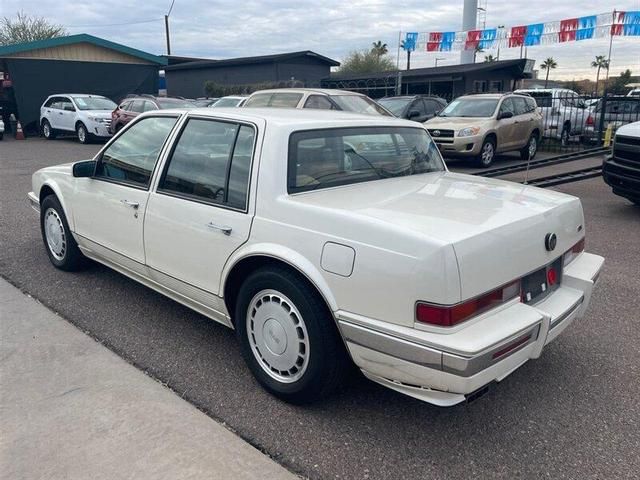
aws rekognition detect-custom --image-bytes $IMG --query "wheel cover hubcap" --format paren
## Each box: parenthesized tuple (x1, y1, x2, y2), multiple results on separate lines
(247, 289, 310, 383)
(44, 208, 66, 260)
(43, 123, 50, 136)
(78, 127, 86, 142)
(482, 143, 494, 163)
(529, 137, 537, 157)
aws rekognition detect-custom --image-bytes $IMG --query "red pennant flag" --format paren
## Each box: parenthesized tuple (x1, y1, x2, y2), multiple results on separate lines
(466, 30, 482, 41)
(559, 30, 576, 42)
(429, 32, 443, 42)
(611, 23, 624, 36)
(560, 18, 578, 32)
(427, 42, 440, 51)
(509, 26, 526, 47)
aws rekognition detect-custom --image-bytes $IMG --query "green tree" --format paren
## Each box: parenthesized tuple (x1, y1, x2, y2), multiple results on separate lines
(484, 54, 497, 63)
(608, 69, 636, 95)
(338, 49, 395, 75)
(0, 11, 67, 45)
(540, 57, 558, 88)
(371, 40, 388, 57)
(591, 55, 610, 95)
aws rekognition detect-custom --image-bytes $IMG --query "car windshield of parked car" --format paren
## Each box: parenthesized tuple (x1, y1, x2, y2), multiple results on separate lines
(439, 98, 498, 118)
(156, 99, 196, 109)
(331, 95, 392, 116)
(288, 127, 444, 193)
(377, 98, 411, 116)
(212, 97, 242, 107)
(72, 96, 117, 111)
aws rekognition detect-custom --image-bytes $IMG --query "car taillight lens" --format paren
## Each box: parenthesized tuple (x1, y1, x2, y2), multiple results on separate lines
(563, 237, 585, 266)
(586, 115, 594, 126)
(416, 280, 520, 327)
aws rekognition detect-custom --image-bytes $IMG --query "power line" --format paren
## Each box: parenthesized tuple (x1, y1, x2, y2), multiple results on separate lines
(167, 0, 177, 16)
(64, 18, 162, 28)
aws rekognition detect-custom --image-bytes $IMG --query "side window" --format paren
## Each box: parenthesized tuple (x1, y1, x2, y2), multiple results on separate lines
(411, 99, 428, 116)
(244, 94, 272, 107)
(130, 100, 145, 113)
(525, 97, 537, 112)
(304, 95, 334, 110)
(119, 100, 131, 110)
(423, 100, 439, 115)
(159, 119, 255, 210)
(61, 99, 76, 112)
(95, 116, 177, 187)
(142, 101, 157, 112)
(44, 97, 59, 108)
(513, 97, 529, 116)
(499, 98, 515, 115)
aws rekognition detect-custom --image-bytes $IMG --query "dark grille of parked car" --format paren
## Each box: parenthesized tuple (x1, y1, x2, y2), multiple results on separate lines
(428, 129, 455, 144)
(613, 135, 640, 168)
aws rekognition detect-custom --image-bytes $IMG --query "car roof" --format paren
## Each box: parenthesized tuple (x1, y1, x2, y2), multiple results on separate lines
(157, 107, 419, 127)
(248, 88, 365, 97)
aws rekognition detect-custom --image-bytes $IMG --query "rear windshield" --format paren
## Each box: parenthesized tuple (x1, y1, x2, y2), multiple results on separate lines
(72, 96, 117, 111)
(331, 95, 392, 116)
(212, 97, 243, 107)
(377, 98, 411, 116)
(525, 92, 553, 108)
(439, 98, 498, 118)
(156, 99, 196, 109)
(244, 93, 303, 108)
(288, 127, 444, 193)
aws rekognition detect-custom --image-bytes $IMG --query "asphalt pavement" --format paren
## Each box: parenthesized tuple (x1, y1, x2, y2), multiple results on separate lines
(1, 136, 639, 480)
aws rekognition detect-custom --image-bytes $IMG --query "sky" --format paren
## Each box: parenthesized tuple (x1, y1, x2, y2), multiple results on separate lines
(1, 0, 639, 80)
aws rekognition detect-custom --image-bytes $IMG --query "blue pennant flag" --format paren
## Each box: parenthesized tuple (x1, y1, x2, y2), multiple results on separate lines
(404, 32, 418, 51)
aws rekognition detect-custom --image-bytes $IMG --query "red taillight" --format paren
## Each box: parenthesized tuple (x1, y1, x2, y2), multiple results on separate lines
(416, 280, 520, 327)
(547, 267, 557, 286)
(586, 115, 594, 126)
(492, 333, 532, 359)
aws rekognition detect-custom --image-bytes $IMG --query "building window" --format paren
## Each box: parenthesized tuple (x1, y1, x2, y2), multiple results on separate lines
(490, 80, 504, 92)
(473, 80, 488, 93)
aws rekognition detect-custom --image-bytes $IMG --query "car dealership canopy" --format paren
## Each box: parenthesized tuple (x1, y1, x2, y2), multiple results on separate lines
(0, 34, 167, 130)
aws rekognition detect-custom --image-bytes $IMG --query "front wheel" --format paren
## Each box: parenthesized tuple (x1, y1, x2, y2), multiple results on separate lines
(77, 123, 89, 144)
(42, 119, 56, 139)
(235, 267, 349, 404)
(40, 195, 85, 271)
(475, 138, 496, 168)
(520, 134, 538, 160)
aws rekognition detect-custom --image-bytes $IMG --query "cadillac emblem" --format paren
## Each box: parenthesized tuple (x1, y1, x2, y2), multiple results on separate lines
(545, 233, 557, 252)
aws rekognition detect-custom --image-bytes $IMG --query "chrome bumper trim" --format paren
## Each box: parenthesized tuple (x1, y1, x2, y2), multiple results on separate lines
(549, 295, 584, 330)
(27, 192, 40, 213)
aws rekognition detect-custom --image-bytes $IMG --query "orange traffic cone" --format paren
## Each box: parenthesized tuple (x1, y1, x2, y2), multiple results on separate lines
(15, 121, 25, 140)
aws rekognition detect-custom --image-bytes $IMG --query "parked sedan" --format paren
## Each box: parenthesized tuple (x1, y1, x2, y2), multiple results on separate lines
(110, 95, 196, 133)
(28, 108, 603, 406)
(582, 96, 640, 143)
(378, 95, 447, 122)
(40, 94, 117, 144)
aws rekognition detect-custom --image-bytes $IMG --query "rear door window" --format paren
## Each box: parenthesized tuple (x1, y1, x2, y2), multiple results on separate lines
(513, 97, 529, 115)
(499, 98, 516, 116)
(304, 95, 335, 110)
(130, 100, 146, 113)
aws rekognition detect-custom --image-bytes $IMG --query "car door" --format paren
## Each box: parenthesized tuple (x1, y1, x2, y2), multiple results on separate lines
(512, 97, 534, 147)
(58, 97, 77, 132)
(407, 99, 429, 122)
(73, 115, 180, 269)
(496, 98, 518, 151)
(423, 99, 442, 121)
(144, 115, 258, 303)
(46, 97, 66, 130)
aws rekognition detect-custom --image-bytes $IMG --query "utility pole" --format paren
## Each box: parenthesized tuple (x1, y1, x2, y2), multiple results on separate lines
(165, 15, 171, 55)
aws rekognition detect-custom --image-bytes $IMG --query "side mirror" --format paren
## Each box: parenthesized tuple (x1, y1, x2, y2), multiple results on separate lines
(72, 160, 96, 178)
(407, 110, 421, 119)
(498, 111, 514, 120)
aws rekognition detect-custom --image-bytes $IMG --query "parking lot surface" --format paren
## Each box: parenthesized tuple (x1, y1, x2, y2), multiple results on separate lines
(2, 137, 639, 480)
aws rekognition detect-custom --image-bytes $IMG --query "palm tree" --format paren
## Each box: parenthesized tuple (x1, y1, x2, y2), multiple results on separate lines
(591, 55, 610, 95)
(400, 40, 411, 70)
(371, 40, 388, 57)
(540, 57, 558, 88)
(484, 54, 497, 62)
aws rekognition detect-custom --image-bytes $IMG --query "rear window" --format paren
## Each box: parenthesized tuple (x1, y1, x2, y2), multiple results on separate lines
(288, 127, 444, 193)
(378, 97, 412, 116)
(156, 99, 196, 109)
(244, 93, 303, 108)
(527, 92, 553, 108)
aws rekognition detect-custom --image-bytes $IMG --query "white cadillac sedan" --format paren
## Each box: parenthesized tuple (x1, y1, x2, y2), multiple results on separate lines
(28, 108, 604, 406)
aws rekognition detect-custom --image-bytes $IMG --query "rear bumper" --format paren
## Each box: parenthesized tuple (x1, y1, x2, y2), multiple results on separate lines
(337, 252, 604, 406)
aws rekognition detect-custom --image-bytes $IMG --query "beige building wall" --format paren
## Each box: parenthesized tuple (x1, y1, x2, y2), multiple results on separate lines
(4, 42, 154, 65)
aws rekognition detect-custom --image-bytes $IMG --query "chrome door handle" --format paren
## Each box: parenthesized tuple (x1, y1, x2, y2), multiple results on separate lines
(121, 199, 139, 209)
(206, 222, 232, 235)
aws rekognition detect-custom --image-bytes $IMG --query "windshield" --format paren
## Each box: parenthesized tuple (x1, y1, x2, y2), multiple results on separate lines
(157, 99, 195, 109)
(212, 97, 243, 107)
(72, 96, 117, 111)
(331, 95, 392, 116)
(439, 98, 498, 118)
(377, 98, 412, 116)
(288, 127, 444, 193)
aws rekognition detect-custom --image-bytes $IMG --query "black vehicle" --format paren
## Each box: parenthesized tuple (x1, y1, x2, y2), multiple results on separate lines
(378, 95, 447, 122)
(602, 122, 640, 205)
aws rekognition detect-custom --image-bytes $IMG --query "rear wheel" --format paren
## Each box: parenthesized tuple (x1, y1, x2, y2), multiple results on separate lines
(520, 133, 538, 160)
(235, 266, 349, 404)
(40, 195, 85, 271)
(42, 120, 56, 139)
(475, 137, 496, 168)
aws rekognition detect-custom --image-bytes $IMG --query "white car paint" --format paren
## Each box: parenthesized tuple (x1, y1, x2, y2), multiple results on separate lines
(28, 108, 603, 406)
(40, 94, 116, 140)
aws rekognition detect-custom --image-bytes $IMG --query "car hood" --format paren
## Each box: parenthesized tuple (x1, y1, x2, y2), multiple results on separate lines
(616, 120, 640, 137)
(424, 116, 493, 129)
(82, 110, 113, 118)
(289, 172, 584, 299)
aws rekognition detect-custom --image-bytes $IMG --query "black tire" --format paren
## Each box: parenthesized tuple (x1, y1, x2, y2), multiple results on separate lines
(42, 119, 56, 139)
(40, 195, 85, 271)
(520, 133, 538, 160)
(475, 137, 496, 168)
(235, 266, 349, 404)
(0, 133, 3, 141)
(76, 123, 90, 144)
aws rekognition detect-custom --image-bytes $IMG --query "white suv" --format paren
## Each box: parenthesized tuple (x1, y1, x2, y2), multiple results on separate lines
(515, 88, 589, 145)
(40, 94, 117, 144)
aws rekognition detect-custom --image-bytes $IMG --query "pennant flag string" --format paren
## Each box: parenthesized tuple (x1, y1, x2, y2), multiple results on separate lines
(402, 9, 640, 53)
